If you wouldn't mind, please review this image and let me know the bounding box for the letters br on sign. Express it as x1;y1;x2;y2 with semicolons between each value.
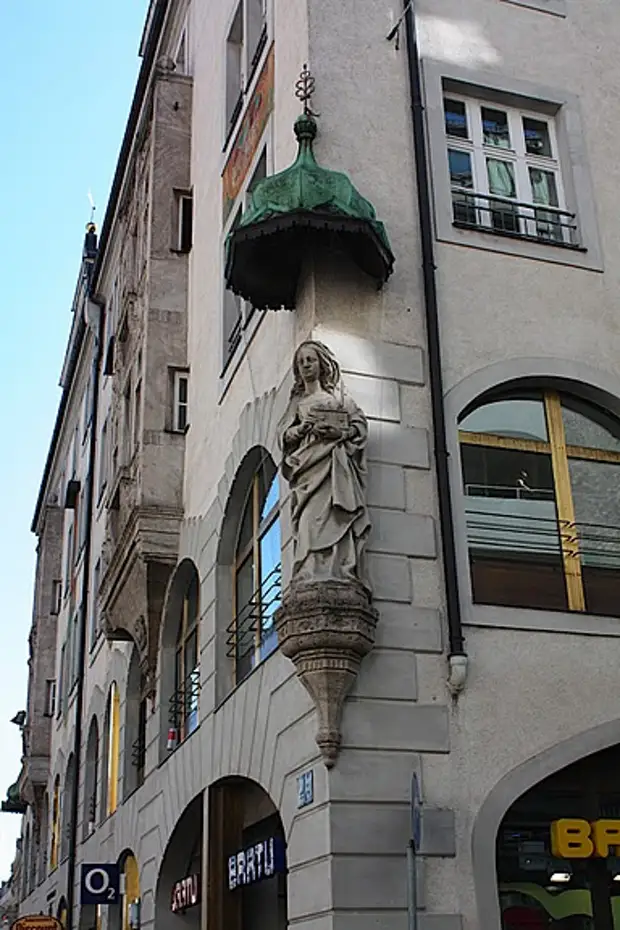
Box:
170;874;200;913
228;836;286;890
551;818;620;858
222;44;275;222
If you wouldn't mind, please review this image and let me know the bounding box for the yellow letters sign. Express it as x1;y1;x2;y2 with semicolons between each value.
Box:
551;818;620;858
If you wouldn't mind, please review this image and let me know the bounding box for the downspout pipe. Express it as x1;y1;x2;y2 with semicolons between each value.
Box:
65;293;104;930
400;1;467;680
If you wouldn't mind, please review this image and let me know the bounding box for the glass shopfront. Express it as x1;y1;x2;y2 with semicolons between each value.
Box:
498;744;620;930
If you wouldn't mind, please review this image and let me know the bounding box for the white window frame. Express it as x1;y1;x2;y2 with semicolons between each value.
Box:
224;0;269;145
51;580;62;616
174;191;193;253
422;60;603;271
445;94;572;245
44;680;56;718
220;141;271;383
172;370;189;433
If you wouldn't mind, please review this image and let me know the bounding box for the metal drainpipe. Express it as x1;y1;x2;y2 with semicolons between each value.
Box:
401;0;467;678
65;294;104;930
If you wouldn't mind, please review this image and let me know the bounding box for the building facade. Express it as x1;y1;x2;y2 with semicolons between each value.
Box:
9;1;620;929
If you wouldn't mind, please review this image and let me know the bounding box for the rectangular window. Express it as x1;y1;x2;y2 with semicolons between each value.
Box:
57;644;66;717
222;148;268;372
44;680;56;718
51;580;62;616
176;194;193;253
98;419;108;500
123;379;132;464
133;381;142;450
90;559;101;650
64;523;74;595
172;371;189;433
225;0;268;139
443;94;575;246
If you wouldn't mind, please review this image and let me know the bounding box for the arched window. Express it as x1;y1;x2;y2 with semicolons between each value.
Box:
173;574;199;742
50;775;60;871
459;388;620;615
39;792;49;881
84;717;99;837
57;897;68;929
497;744;620;928
229;457;281;683
124;649;147;798
104;683;121;816
61;754;76;861
122;853;140;930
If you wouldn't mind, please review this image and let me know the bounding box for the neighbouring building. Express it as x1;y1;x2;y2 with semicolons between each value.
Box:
8;1;620;930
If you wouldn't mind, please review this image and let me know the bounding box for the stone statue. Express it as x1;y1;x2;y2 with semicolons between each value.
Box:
279;340;371;587
276;340;378;768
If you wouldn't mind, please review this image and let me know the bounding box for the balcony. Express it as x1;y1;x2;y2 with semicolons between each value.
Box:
465;494;620;617
451;188;581;249
168;668;200;746
226;563;281;682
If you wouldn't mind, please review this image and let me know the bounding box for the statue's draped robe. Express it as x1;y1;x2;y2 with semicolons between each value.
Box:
280;390;370;585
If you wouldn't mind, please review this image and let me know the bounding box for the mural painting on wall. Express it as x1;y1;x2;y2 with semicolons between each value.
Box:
222;44;275;222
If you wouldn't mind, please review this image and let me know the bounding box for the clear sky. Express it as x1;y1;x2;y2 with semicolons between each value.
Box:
0;0;148;882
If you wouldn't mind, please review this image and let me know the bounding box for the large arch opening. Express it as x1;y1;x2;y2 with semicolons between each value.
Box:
458;384;620;617
109;850;141;930
155;792;203;930
83;716;99;838
124;648;147;798
207;778;287;930
496;744;620;929
159;560;200;760
216;447;281;701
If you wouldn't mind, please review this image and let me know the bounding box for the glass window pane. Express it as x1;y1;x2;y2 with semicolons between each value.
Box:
569;459;620;618
529;168;559;207
562;401;620;453
448;149;473;189
482;107;511;148
259;520;281;660
461;444;567;610
460;399;549;442
235;555;255;664
523;117;552;157
487;159;516;198
444;98;468;138
261;472;279;522
237;488;254;555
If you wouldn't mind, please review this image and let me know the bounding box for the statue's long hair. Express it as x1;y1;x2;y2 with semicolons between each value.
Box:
290;340;341;398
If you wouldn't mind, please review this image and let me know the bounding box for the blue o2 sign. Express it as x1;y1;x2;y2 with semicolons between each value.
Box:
227;837;286;890
80;864;120;905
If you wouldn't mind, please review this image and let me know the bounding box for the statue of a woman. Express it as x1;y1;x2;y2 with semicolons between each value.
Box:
280;340;371;587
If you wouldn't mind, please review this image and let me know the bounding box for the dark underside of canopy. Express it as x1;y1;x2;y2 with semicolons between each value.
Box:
225;211;395;311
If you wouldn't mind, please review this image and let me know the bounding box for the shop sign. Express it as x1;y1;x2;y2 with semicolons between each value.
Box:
551;818;620;858
297;770;314;809
170;874;200;913
228;836;285;890
80;864;120;905
12;918;63;930
222;44;275;222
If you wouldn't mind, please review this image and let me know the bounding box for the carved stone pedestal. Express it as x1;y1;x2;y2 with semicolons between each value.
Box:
275;580;378;767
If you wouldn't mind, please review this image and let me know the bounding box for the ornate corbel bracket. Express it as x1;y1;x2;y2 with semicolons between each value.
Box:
275;580;378;767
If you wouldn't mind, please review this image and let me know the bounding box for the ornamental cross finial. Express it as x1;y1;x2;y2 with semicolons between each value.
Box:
295;64;319;117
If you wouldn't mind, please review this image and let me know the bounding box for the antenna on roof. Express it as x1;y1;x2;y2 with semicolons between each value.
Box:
87;189;96;224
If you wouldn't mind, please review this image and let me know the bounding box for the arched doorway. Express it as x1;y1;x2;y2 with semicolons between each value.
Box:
207;778;287;930
155;794;203;930
109;850;141;930
497;743;620;929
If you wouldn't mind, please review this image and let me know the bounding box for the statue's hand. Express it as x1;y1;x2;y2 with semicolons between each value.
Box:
313;423;344;441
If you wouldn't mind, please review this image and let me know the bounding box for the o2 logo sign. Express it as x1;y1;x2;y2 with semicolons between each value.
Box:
80;864;121;905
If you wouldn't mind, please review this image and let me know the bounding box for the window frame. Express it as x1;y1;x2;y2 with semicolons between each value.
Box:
50;776;61;871
106;683;120;817
459;388;620;617
173;190;193;254
173;578;200;743
231;465;281;684
422;59;603;271
44;680;56;718
224;0;269;147
220;143;271;383
444;94;573;246
171;369;190;433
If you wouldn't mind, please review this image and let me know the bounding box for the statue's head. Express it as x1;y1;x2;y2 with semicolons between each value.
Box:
292;340;341;396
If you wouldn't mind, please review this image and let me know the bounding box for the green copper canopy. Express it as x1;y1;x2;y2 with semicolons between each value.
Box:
1;781;26;814
225;113;395;310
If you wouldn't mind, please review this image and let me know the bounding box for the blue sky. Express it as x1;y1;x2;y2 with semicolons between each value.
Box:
0;0;148;881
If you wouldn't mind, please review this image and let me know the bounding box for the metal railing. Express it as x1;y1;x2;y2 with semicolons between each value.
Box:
451;188;580;247
168;668;200;731
226;563;282;659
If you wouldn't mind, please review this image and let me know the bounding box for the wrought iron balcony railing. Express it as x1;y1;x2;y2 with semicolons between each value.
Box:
451;188;580;248
168;668;200;733
226;563;282;659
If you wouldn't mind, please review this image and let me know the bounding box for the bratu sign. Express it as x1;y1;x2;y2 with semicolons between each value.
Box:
227;837;286;890
170;875;200;913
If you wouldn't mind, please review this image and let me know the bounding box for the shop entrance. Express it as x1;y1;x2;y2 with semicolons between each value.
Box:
498;744;620;929
207;778;287;930
155;793;203;930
